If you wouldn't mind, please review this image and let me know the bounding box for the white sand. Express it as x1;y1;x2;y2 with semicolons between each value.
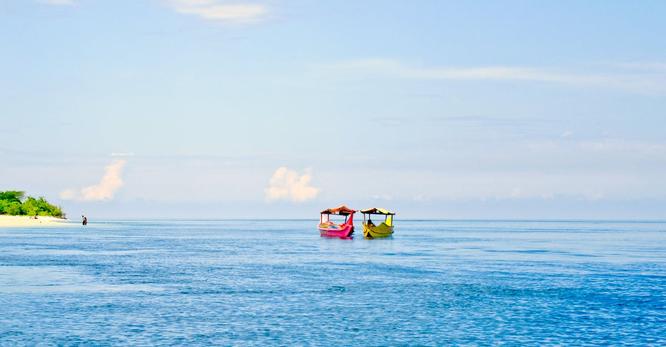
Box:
0;215;72;228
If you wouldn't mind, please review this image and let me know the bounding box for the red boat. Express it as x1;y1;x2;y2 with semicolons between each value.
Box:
318;205;356;238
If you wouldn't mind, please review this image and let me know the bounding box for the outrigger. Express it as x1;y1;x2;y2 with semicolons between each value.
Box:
361;208;395;239
318;205;356;238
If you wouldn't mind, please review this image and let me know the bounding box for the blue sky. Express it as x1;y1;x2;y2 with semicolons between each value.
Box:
1;0;665;219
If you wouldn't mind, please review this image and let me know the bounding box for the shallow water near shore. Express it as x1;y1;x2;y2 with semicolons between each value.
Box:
1;220;665;345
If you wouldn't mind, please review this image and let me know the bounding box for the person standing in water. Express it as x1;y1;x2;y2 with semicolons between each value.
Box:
82;215;88;226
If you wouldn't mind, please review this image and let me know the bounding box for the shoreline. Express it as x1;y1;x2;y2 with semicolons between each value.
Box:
0;215;72;228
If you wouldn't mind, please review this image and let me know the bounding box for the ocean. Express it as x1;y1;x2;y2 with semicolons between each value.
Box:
0;220;664;345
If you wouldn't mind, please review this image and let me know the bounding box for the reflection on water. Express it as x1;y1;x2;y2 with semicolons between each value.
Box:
0;220;665;345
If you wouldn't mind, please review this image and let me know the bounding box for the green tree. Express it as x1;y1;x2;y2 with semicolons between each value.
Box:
1;201;24;215
0;191;64;217
0;191;25;204
22;197;39;216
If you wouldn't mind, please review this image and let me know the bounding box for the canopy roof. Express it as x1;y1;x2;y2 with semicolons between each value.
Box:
320;205;356;215
360;207;395;215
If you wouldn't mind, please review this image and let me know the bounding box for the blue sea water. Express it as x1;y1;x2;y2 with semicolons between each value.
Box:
0;220;664;345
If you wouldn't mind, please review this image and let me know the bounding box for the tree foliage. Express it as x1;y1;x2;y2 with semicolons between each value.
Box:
0;191;25;204
0;191;64;218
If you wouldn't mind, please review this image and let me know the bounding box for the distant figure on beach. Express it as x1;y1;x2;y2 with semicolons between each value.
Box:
82;215;88;226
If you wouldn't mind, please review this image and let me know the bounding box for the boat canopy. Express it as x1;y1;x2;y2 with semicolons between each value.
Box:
320;205;356;215
360;208;395;215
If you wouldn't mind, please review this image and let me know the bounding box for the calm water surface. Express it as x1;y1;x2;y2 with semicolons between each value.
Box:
1;220;665;345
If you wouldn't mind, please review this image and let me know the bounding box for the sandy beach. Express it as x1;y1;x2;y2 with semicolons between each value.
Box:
0;215;71;228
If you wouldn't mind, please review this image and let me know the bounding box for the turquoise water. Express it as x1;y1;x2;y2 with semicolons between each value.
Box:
0;220;664;345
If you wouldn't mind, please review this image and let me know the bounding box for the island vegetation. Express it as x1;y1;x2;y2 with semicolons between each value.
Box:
0;191;65;218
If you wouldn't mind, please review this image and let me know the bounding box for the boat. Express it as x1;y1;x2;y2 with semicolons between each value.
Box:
361;208;395;239
318;205;356;238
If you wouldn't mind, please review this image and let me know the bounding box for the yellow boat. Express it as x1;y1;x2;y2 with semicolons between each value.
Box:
361;208;396;239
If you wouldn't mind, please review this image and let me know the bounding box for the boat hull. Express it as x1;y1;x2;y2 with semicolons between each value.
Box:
363;223;394;239
318;223;354;238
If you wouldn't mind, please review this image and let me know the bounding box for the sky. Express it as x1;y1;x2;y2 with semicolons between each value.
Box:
1;0;665;219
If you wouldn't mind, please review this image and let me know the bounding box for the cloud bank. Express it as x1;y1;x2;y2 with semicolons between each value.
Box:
167;0;267;22
265;167;319;203
322;59;666;95
61;159;127;201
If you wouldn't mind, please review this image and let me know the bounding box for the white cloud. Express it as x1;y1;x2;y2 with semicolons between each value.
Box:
265;167;319;203
40;0;75;5
574;139;666;154
371;194;393;201
60;159;127;201
612;62;666;72
167;0;267;22
110;152;135;157
321;59;666;95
